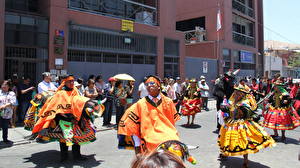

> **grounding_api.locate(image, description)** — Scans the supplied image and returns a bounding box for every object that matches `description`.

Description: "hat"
[74,81,81,87]
[176,77,181,80]
[108,77,117,82]
[200,76,205,79]
[201,79,205,82]
[189,78,197,83]
[42,72,51,77]
[234,84,250,94]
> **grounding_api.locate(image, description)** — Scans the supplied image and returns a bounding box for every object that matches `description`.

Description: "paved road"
[0,100,300,168]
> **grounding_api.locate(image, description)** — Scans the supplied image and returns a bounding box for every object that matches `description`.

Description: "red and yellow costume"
[263,84,300,130]
[218,86,275,156]
[180,85,202,116]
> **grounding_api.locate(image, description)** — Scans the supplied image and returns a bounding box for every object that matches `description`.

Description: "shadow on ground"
[219,157,270,168]
[23,150,103,168]
[0,141,13,150]
[273,137,300,145]
[180,124,202,129]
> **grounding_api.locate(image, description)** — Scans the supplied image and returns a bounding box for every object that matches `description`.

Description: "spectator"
[103,77,116,126]
[0,80,17,143]
[181,78,189,94]
[77,78,85,95]
[125,80,135,108]
[88,74,96,81]
[174,77,182,98]
[38,72,57,93]
[199,78,210,111]
[174,77,183,111]
[114,81,127,126]
[167,78,177,101]
[74,81,84,96]
[17,76,35,123]
[95,75,105,100]
[84,79,98,100]
[11,74,19,127]
[250,78,259,101]
[138,77,148,99]
[131,151,186,168]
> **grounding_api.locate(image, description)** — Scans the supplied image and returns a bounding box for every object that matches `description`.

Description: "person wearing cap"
[31,74,102,162]
[74,81,84,96]
[102,77,117,126]
[199,78,210,111]
[218,84,275,167]
[262,79,300,142]
[180,78,202,126]
[37,72,57,93]
[118,75,181,154]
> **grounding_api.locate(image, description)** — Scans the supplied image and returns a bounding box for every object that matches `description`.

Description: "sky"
[264,0,300,44]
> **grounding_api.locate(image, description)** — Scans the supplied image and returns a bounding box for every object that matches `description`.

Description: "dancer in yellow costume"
[218,85,275,168]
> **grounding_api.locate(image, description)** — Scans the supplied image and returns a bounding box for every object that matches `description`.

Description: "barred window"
[69,27,157,55]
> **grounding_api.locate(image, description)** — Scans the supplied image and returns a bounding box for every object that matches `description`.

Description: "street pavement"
[0,100,300,168]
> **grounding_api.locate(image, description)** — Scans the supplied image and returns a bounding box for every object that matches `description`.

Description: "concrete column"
[0,0,5,81]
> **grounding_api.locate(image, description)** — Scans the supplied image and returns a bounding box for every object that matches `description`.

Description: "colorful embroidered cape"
[32,88,89,133]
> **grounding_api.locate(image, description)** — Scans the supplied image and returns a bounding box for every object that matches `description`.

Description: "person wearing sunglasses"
[118,75,181,154]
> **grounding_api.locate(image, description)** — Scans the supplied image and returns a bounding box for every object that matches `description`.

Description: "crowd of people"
[1,70,300,168]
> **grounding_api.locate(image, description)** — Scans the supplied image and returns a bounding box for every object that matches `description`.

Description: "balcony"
[232,31,255,47]
[184,27,207,44]
[232,0,254,18]
[69,0,158,26]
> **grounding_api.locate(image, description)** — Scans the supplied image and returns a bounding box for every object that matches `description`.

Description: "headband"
[145,77,161,86]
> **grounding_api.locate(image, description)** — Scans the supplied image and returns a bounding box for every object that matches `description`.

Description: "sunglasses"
[145,82,158,86]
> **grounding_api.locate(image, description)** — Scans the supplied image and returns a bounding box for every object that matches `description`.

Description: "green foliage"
[288,53,300,67]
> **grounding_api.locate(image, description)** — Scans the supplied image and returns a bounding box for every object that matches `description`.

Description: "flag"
[216,8,222,31]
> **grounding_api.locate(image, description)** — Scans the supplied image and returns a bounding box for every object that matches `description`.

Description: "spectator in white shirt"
[174,77,182,97]
[0,80,17,143]
[199,79,210,111]
[138,77,148,99]
[37,72,57,93]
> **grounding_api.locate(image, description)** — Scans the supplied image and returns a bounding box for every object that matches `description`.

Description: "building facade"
[176,0,264,81]
[0,0,185,83]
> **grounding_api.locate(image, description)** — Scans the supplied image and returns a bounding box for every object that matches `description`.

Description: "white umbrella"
[113,73,135,81]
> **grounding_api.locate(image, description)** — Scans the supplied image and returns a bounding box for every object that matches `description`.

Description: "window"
[164,39,180,77]
[176,17,205,32]
[86,51,102,62]
[5,15,20,24]
[145,56,156,64]
[103,53,117,63]
[118,54,132,64]
[132,55,144,64]
[69,27,157,55]
[223,49,231,61]
[5,14,49,47]
[68,50,85,62]
[69,0,158,26]
[5,0,39,13]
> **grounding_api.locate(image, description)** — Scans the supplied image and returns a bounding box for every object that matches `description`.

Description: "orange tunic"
[32,88,89,134]
[118,94,180,152]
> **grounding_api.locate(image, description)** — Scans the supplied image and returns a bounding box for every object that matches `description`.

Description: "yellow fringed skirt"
[218,120,275,156]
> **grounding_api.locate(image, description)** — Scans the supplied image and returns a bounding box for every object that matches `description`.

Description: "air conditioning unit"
[136,11,153,25]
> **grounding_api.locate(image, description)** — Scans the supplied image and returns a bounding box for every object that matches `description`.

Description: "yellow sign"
[122,20,134,32]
